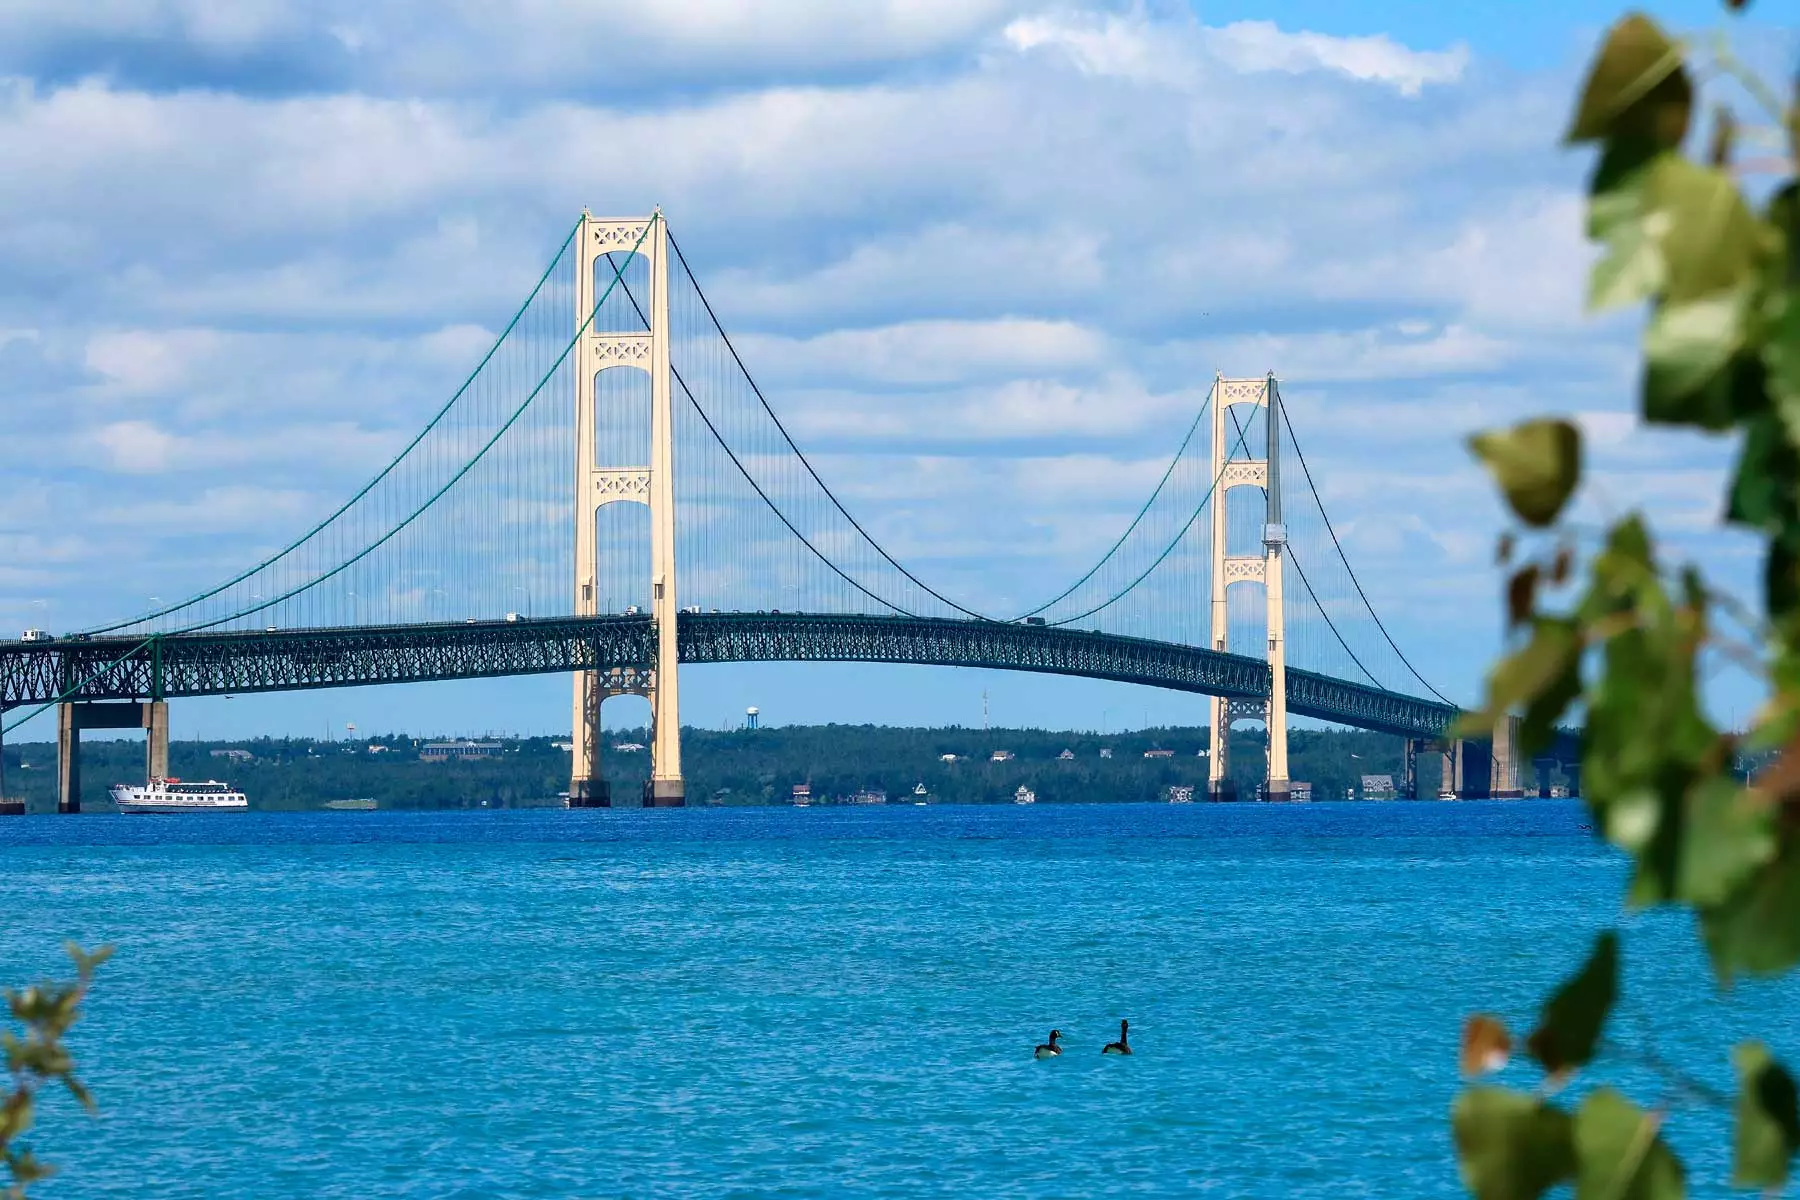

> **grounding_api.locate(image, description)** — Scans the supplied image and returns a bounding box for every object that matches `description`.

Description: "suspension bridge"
[0,210,1545,811]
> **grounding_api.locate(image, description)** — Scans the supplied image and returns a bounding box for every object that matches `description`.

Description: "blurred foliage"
[1452,4,1800,1195]
[2,945,107,1199]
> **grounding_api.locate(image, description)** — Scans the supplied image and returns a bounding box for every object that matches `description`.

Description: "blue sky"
[0,0,1784,745]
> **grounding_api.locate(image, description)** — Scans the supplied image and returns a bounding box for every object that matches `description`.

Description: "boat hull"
[114,801,249,813]
[110,782,248,813]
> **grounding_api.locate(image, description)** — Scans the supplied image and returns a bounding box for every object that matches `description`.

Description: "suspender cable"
[1275,389,1453,705]
[81,217,585,637]
[666,232,995,620]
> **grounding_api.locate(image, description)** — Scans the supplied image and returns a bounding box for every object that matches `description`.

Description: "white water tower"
[746,707,759,731]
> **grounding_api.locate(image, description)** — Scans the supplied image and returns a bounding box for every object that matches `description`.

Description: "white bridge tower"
[570,210,685,807]
[1206,374,1290,802]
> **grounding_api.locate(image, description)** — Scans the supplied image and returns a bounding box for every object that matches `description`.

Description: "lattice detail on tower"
[1223,555,1265,583]
[591,334,653,366]
[593,470,651,501]
[591,221,652,249]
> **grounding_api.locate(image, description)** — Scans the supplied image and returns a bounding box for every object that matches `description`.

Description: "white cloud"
[0,2,1749,715]
[1206,20,1469,97]
[91,419,179,472]
[83,328,223,396]
[1004,11,1468,96]
[744,318,1107,387]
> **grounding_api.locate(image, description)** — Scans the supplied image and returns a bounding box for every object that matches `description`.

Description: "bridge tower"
[1206,374,1290,802]
[570,210,684,807]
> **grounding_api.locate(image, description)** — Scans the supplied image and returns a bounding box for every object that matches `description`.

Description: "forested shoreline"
[3,723,1466,812]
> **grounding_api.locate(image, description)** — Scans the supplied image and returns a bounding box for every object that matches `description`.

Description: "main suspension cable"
[1276,391,1453,705]
[666,231,995,621]
[165,218,657,635]
[1046,404,1256,628]
[1015,392,1213,619]
[603,250,926,618]
[80,216,585,637]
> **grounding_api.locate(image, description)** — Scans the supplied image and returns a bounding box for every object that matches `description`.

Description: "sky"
[0,0,1785,745]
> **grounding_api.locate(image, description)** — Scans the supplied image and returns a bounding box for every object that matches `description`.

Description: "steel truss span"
[0,614,1456,739]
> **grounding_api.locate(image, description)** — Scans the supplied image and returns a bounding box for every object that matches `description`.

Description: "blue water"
[3,801,1795,1198]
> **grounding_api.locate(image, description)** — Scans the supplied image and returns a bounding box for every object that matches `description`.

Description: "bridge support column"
[572,209,684,808]
[1206,376,1231,802]
[1531,757,1557,799]
[1263,372,1289,802]
[570,675,609,807]
[1490,714,1522,798]
[1402,738,1419,800]
[0,718,16,816]
[57,703,80,814]
[146,700,169,782]
[1440,745,1456,800]
[57,701,167,813]
[1564,763,1581,800]
[1457,739,1493,800]
[1208,374,1289,801]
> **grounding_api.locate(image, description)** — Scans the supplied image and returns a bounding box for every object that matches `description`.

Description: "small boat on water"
[110,778,247,814]
[1437,789,1457,801]
[1014,785,1036,805]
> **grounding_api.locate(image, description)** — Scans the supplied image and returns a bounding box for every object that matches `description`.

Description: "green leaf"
[1452,1087,1575,1200]
[1653,157,1766,305]
[1642,285,1761,430]
[1588,142,1668,311]
[1456,618,1581,744]
[1470,421,1583,528]
[1760,184,1800,425]
[1727,411,1800,534]
[1700,833,1800,978]
[1527,930,1618,1075]
[1520,641,1583,760]
[1566,15,1691,147]
[1666,779,1775,907]
[1573,1089,1685,1200]
[1734,1041,1800,1188]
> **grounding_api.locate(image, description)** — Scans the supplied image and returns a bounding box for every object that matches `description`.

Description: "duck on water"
[1033,1030,1062,1059]
[1102,1019,1132,1055]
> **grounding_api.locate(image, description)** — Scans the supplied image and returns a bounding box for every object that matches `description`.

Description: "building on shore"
[420,740,503,763]
[1361,774,1397,800]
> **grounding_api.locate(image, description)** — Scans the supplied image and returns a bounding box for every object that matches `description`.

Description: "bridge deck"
[0,613,1458,739]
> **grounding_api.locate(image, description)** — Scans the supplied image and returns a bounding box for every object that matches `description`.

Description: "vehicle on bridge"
[19,628,52,643]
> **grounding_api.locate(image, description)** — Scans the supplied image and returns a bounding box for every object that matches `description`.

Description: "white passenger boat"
[109,778,248,813]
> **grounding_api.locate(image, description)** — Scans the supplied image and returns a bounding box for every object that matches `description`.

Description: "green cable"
[82,216,585,637]
[168,216,657,635]
[1015,392,1212,618]
[2,637,157,736]
[1048,396,1257,628]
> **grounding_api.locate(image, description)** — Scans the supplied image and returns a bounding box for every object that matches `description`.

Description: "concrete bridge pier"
[57,700,167,814]
[0,719,16,815]
[1531,758,1564,798]
[1456,739,1492,800]
[569,678,610,808]
[1401,739,1418,799]
[1490,715,1523,798]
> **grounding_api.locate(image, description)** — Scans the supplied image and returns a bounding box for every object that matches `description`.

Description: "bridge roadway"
[0,612,1458,739]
